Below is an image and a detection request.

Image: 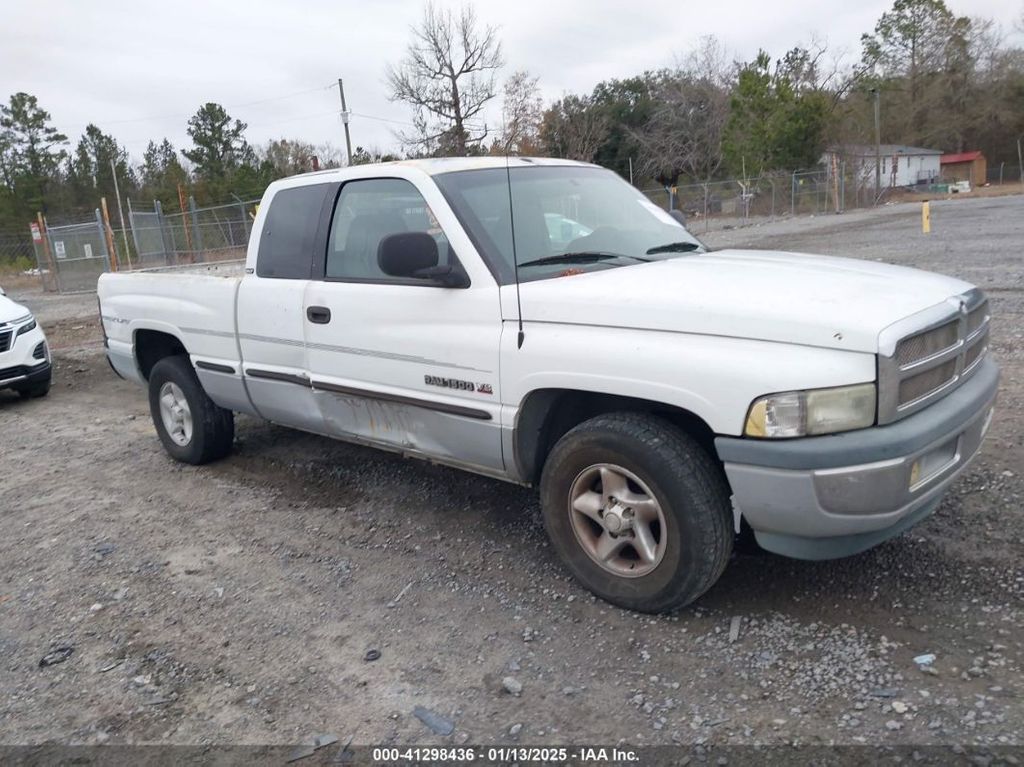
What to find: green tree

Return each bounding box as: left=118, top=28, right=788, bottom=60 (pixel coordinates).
left=0, top=92, right=67, bottom=220
left=350, top=146, right=401, bottom=165
left=590, top=73, right=666, bottom=178
left=182, top=103, right=257, bottom=198
left=139, top=138, right=189, bottom=206
left=861, top=0, right=961, bottom=141
left=65, top=124, right=136, bottom=209
left=723, top=50, right=830, bottom=175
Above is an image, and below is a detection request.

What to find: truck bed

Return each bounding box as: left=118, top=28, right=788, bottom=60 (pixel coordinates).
left=98, top=270, right=243, bottom=381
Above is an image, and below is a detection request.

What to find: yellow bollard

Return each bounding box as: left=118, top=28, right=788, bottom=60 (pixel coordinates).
left=922, top=200, right=931, bottom=234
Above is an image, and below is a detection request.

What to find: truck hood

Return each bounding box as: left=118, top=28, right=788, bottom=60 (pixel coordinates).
left=516, top=249, right=974, bottom=353
left=0, top=294, right=31, bottom=324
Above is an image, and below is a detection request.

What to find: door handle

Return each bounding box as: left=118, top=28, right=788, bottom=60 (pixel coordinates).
left=306, top=306, right=331, bottom=324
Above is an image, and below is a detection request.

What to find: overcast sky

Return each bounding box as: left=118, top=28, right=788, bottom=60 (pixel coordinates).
left=3, top=0, right=1022, bottom=164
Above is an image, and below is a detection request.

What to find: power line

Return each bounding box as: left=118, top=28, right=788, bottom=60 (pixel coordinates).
left=65, top=83, right=337, bottom=129
left=349, top=110, right=487, bottom=131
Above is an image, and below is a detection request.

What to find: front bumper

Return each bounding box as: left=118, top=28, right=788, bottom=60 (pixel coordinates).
left=0, top=321, right=51, bottom=391
left=715, top=357, right=999, bottom=560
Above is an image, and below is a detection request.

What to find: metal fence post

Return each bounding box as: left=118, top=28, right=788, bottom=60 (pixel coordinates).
left=189, top=196, right=204, bottom=261
left=790, top=172, right=797, bottom=216
left=232, top=193, right=250, bottom=243
left=127, top=198, right=142, bottom=270
left=46, top=227, right=64, bottom=293
left=94, top=208, right=111, bottom=272
left=840, top=162, right=846, bottom=212
left=702, top=183, right=709, bottom=234
left=155, top=200, right=172, bottom=265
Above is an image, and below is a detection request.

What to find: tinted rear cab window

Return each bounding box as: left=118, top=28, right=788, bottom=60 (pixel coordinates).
left=256, top=184, right=331, bottom=278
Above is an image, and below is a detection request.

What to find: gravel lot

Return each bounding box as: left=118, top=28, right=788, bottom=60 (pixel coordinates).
left=1, top=195, right=1022, bottom=752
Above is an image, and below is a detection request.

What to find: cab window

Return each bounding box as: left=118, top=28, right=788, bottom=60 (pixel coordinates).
left=255, top=184, right=330, bottom=279
left=325, top=178, right=456, bottom=281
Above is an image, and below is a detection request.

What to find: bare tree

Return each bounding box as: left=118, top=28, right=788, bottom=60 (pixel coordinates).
left=386, top=2, right=503, bottom=155
left=260, top=138, right=317, bottom=176
left=632, top=37, right=732, bottom=184
left=496, top=70, right=543, bottom=154
left=540, top=95, right=610, bottom=161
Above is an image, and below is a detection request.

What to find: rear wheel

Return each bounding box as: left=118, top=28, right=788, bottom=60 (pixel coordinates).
left=148, top=356, right=234, bottom=465
left=540, top=413, right=732, bottom=612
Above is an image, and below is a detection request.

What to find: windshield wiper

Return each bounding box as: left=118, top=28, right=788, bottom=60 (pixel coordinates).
left=517, top=251, right=650, bottom=268
left=645, top=241, right=702, bottom=255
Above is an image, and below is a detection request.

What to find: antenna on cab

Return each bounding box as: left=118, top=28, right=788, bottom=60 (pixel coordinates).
left=505, top=154, right=525, bottom=349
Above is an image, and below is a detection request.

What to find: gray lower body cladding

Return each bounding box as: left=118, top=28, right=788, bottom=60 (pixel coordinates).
left=715, top=358, right=999, bottom=559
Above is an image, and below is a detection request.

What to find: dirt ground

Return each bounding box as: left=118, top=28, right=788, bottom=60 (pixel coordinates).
left=1, top=195, right=1022, bottom=753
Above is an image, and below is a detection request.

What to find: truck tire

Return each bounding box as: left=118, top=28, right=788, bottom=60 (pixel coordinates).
left=540, top=413, right=732, bottom=612
left=148, top=355, right=234, bottom=465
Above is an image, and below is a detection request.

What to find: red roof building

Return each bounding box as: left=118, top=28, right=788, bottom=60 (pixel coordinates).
left=940, top=151, right=987, bottom=186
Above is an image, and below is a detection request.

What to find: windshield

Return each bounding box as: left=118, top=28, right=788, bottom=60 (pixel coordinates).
left=433, top=165, right=705, bottom=284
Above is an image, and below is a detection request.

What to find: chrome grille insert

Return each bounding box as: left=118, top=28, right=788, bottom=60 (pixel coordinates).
left=964, top=330, right=988, bottom=372
left=899, top=359, right=957, bottom=405
left=878, top=288, right=990, bottom=424
left=895, top=320, right=959, bottom=367
left=967, top=301, right=988, bottom=336
left=0, top=330, right=11, bottom=353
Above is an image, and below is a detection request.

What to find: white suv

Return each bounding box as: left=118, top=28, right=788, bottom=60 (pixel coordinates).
left=0, top=291, right=51, bottom=399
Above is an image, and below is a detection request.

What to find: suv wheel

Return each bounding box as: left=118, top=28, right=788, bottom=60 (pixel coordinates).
left=17, top=379, right=50, bottom=399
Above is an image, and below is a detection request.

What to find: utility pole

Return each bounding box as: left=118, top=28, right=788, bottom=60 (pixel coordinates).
left=337, top=78, right=353, bottom=166
left=109, top=158, right=132, bottom=269
left=872, top=88, right=881, bottom=203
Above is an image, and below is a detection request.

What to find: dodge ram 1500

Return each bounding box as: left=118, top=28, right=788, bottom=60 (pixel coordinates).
left=97, top=157, right=998, bottom=612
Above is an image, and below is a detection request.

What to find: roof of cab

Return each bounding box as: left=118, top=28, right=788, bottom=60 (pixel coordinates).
left=289, top=155, right=595, bottom=181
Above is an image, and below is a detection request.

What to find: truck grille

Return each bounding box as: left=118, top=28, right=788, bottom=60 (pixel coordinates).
left=878, top=289, right=990, bottom=424
left=964, top=329, right=988, bottom=371
left=895, top=320, right=959, bottom=366
left=0, top=329, right=11, bottom=353
left=899, top=358, right=957, bottom=404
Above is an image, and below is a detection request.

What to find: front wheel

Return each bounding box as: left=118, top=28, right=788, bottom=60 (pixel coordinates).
left=540, top=413, right=733, bottom=612
left=148, top=356, right=234, bottom=465
left=17, top=379, right=50, bottom=399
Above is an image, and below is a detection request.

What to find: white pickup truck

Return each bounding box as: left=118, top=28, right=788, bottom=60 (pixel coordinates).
left=97, top=158, right=998, bottom=612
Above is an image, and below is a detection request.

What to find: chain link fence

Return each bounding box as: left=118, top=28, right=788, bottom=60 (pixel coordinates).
left=128, top=197, right=257, bottom=268
left=640, top=164, right=885, bottom=234
left=23, top=196, right=258, bottom=293
left=27, top=212, right=112, bottom=293
left=21, top=159, right=1022, bottom=294
left=0, top=233, right=37, bottom=275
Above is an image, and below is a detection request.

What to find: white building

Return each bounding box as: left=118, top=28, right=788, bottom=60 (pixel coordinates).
left=823, top=145, right=942, bottom=189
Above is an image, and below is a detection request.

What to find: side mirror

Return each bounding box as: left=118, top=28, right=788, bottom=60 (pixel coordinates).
left=378, top=231, right=469, bottom=288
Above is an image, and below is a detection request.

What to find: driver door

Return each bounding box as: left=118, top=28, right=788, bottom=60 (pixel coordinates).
left=302, top=176, right=505, bottom=474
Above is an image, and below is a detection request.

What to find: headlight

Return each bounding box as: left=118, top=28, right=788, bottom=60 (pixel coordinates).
left=15, top=316, right=37, bottom=338
left=744, top=382, right=876, bottom=438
